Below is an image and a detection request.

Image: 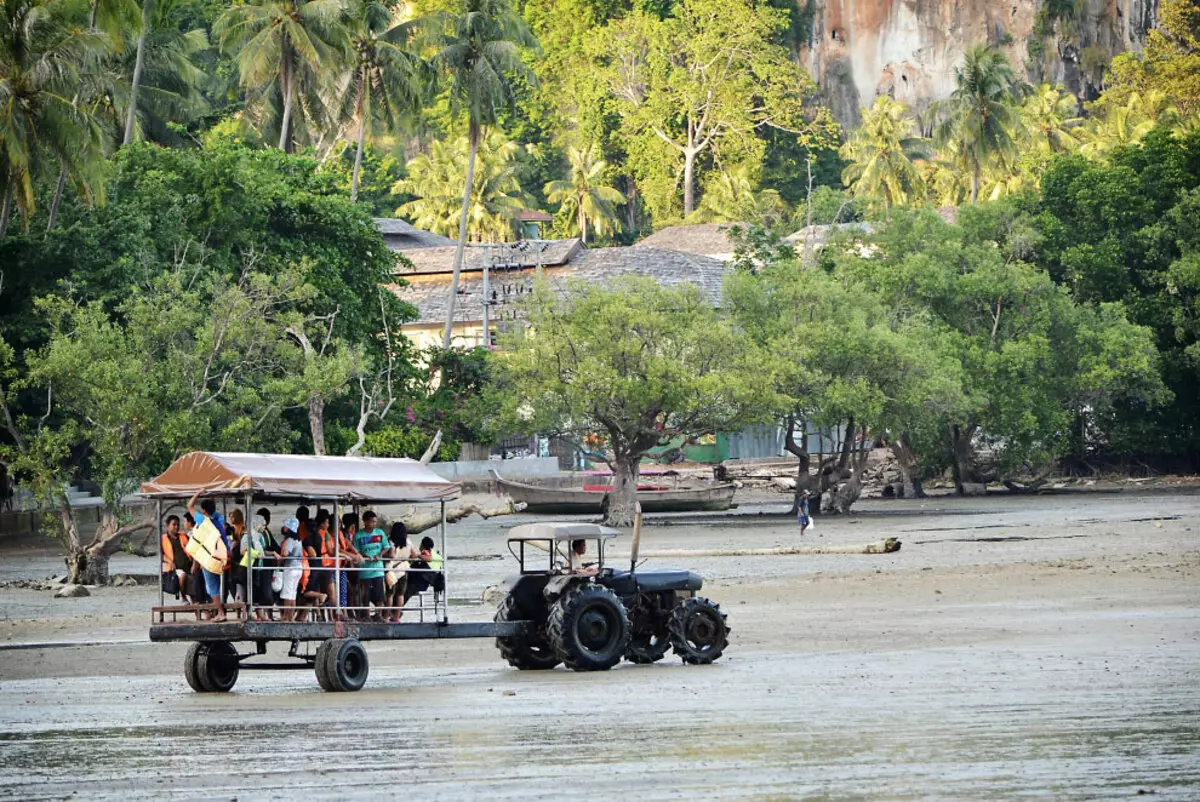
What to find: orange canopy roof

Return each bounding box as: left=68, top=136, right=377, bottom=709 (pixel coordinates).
left=140, top=452, right=460, bottom=503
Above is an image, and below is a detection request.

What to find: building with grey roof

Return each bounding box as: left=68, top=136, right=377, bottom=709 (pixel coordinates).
left=374, top=218, right=456, bottom=250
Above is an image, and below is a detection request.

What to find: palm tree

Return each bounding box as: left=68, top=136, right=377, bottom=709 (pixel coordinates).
left=543, top=144, right=624, bottom=243
left=119, top=0, right=208, bottom=146
left=1081, top=90, right=1178, bottom=158
left=840, top=96, right=929, bottom=212
left=395, top=131, right=529, bottom=241
left=1020, top=83, right=1082, bottom=155
left=934, top=45, right=1029, bottom=203
left=686, top=163, right=786, bottom=227
left=0, top=0, right=109, bottom=235
left=339, top=0, right=425, bottom=202
left=429, top=0, right=536, bottom=347
left=216, top=0, right=351, bottom=152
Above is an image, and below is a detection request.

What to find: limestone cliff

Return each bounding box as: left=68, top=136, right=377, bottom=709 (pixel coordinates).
left=802, top=0, right=1160, bottom=128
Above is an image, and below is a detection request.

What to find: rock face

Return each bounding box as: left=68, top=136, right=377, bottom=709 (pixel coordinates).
left=802, top=0, right=1160, bottom=128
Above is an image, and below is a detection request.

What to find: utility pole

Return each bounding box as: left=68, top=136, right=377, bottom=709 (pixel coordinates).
left=483, top=242, right=491, bottom=347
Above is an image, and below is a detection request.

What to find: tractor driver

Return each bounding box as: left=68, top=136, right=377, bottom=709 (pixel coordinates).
left=567, top=540, right=597, bottom=575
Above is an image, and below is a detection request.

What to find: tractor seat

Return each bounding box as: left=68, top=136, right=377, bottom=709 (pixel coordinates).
left=632, top=569, right=702, bottom=593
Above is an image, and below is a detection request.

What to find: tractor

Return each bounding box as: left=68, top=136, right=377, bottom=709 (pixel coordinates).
left=494, top=521, right=730, bottom=671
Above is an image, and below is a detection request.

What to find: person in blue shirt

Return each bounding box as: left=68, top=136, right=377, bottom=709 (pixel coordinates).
left=187, top=490, right=230, bottom=622
left=352, top=511, right=392, bottom=621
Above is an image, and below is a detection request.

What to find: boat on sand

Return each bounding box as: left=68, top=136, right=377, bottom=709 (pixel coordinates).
left=490, top=470, right=736, bottom=514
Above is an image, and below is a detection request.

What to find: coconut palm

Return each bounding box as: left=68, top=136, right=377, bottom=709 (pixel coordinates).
left=118, top=0, right=208, bottom=146
left=685, top=163, right=785, bottom=228
left=840, top=96, right=929, bottom=212
left=1020, top=83, right=1082, bottom=155
left=934, top=45, right=1029, bottom=203
left=395, top=131, right=529, bottom=241
left=1081, top=90, right=1179, bottom=158
left=428, top=0, right=536, bottom=347
left=338, top=0, right=426, bottom=202
left=216, top=0, right=351, bottom=152
left=0, top=0, right=109, bottom=235
left=543, top=144, right=624, bottom=243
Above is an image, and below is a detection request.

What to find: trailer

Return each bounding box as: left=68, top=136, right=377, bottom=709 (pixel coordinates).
left=144, top=451, right=529, bottom=693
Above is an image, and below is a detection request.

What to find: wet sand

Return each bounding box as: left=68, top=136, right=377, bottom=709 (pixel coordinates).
left=1, top=491, right=1198, bottom=799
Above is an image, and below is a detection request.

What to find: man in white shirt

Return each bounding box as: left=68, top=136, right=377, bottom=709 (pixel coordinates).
left=567, top=540, right=596, bottom=574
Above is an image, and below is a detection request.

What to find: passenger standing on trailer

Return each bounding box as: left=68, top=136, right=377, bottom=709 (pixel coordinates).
left=237, top=512, right=269, bottom=619
left=353, top=511, right=392, bottom=620
left=160, top=515, right=190, bottom=601
left=187, top=491, right=229, bottom=622
left=386, top=523, right=419, bottom=622
left=255, top=509, right=278, bottom=615
left=300, top=516, right=330, bottom=621
left=278, top=518, right=305, bottom=621
left=316, top=511, right=340, bottom=617
left=338, top=513, right=362, bottom=615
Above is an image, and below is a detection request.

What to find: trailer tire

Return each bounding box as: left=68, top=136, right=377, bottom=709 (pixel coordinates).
left=197, top=640, right=240, bottom=692
left=323, top=638, right=369, bottom=692
left=548, top=585, right=629, bottom=671
left=495, top=593, right=560, bottom=670
left=184, top=642, right=209, bottom=692
left=314, top=640, right=336, bottom=692
left=668, top=597, right=729, bottom=665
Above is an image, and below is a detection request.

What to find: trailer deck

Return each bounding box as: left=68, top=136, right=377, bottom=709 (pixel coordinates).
left=149, top=619, right=527, bottom=643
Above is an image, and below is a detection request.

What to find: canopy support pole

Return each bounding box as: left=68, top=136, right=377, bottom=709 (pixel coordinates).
left=155, top=498, right=163, bottom=614
left=245, top=491, right=253, bottom=621
left=440, top=500, right=447, bottom=624
left=333, top=498, right=341, bottom=617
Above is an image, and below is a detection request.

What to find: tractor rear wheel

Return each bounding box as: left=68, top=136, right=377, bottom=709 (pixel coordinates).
left=668, top=597, right=729, bottom=665
left=495, top=593, right=560, bottom=670
left=548, top=585, right=630, bottom=671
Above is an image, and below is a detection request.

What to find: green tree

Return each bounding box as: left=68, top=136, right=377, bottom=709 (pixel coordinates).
left=0, top=0, right=109, bottom=234
left=1081, top=90, right=1179, bottom=158
left=839, top=95, right=927, bottom=213
left=215, top=0, right=351, bottom=152
left=494, top=277, right=772, bottom=525
left=543, top=143, right=624, bottom=243
left=395, top=131, right=530, bottom=241
left=934, top=45, right=1029, bottom=203
left=1097, top=0, right=1200, bottom=119
left=592, top=0, right=833, bottom=218
left=687, top=163, right=787, bottom=228
left=120, top=0, right=209, bottom=146
left=339, top=0, right=425, bottom=202
left=428, top=0, right=536, bottom=348
left=1020, top=83, right=1082, bottom=155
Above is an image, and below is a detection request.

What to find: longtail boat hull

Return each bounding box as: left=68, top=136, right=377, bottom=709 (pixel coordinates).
left=490, top=470, right=736, bottom=514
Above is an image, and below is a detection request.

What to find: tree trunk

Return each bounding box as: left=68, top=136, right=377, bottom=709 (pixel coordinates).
left=278, top=43, right=295, bottom=153
left=46, top=166, right=67, bottom=232
left=579, top=205, right=587, bottom=244
left=604, top=453, right=640, bottom=527
left=62, top=506, right=153, bottom=585
left=443, top=123, right=481, bottom=349
left=0, top=183, right=13, bottom=238
left=970, top=160, right=980, bottom=204
left=89, top=0, right=98, bottom=29
left=891, top=436, right=925, bottom=498
left=949, top=423, right=982, bottom=495
left=625, top=176, right=637, bottom=231
left=309, top=394, right=326, bottom=456
left=123, top=0, right=151, bottom=146
left=683, top=150, right=696, bottom=216
left=783, top=414, right=819, bottom=516
left=350, top=97, right=367, bottom=203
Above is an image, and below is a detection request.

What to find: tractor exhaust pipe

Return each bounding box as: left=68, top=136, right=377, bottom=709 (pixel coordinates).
left=630, top=501, right=643, bottom=574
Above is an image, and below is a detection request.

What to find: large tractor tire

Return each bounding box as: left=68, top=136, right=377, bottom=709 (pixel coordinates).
left=625, top=629, right=671, bottom=664
left=495, top=593, right=560, bottom=670
left=668, top=597, right=729, bottom=665
left=196, top=640, right=240, bottom=692
left=322, top=638, right=369, bottom=692
left=548, top=585, right=630, bottom=671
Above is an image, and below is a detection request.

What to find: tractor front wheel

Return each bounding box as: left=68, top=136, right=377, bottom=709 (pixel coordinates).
left=548, top=585, right=630, bottom=671
left=625, top=629, right=671, bottom=664
left=668, top=597, right=729, bottom=665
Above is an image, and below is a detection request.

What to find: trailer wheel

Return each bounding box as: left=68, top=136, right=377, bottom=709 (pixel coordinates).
left=495, top=593, right=560, bottom=670
left=197, top=640, right=240, bottom=692
left=184, top=643, right=209, bottom=692
left=314, top=640, right=336, bottom=692
left=323, top=638, right=369, bottom=692
left=548, top=585, right=630, bottom=671
left=668, top=597, right=729, bottom=665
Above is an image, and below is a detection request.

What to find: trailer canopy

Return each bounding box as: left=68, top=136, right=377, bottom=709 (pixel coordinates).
left=140, top=451, right=460, bottom=502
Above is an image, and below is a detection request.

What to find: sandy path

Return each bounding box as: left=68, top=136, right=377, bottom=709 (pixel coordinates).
left=0, top=491, right=1197, bottom=799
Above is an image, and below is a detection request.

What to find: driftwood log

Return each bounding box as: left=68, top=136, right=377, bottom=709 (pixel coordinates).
left=638, top=538, right=901, bottom=558
left=394, top=500, right=526, bottom=535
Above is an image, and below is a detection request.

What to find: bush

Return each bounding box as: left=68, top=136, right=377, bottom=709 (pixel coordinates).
left=363, top=427, right=461, bottom=461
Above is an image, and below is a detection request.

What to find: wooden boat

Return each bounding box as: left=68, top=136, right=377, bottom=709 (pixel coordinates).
left=490, top=470, right=736, bottom=514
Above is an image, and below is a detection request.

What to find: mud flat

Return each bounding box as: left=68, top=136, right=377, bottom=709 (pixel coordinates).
left=0, top=491, right=1197, bottom=799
